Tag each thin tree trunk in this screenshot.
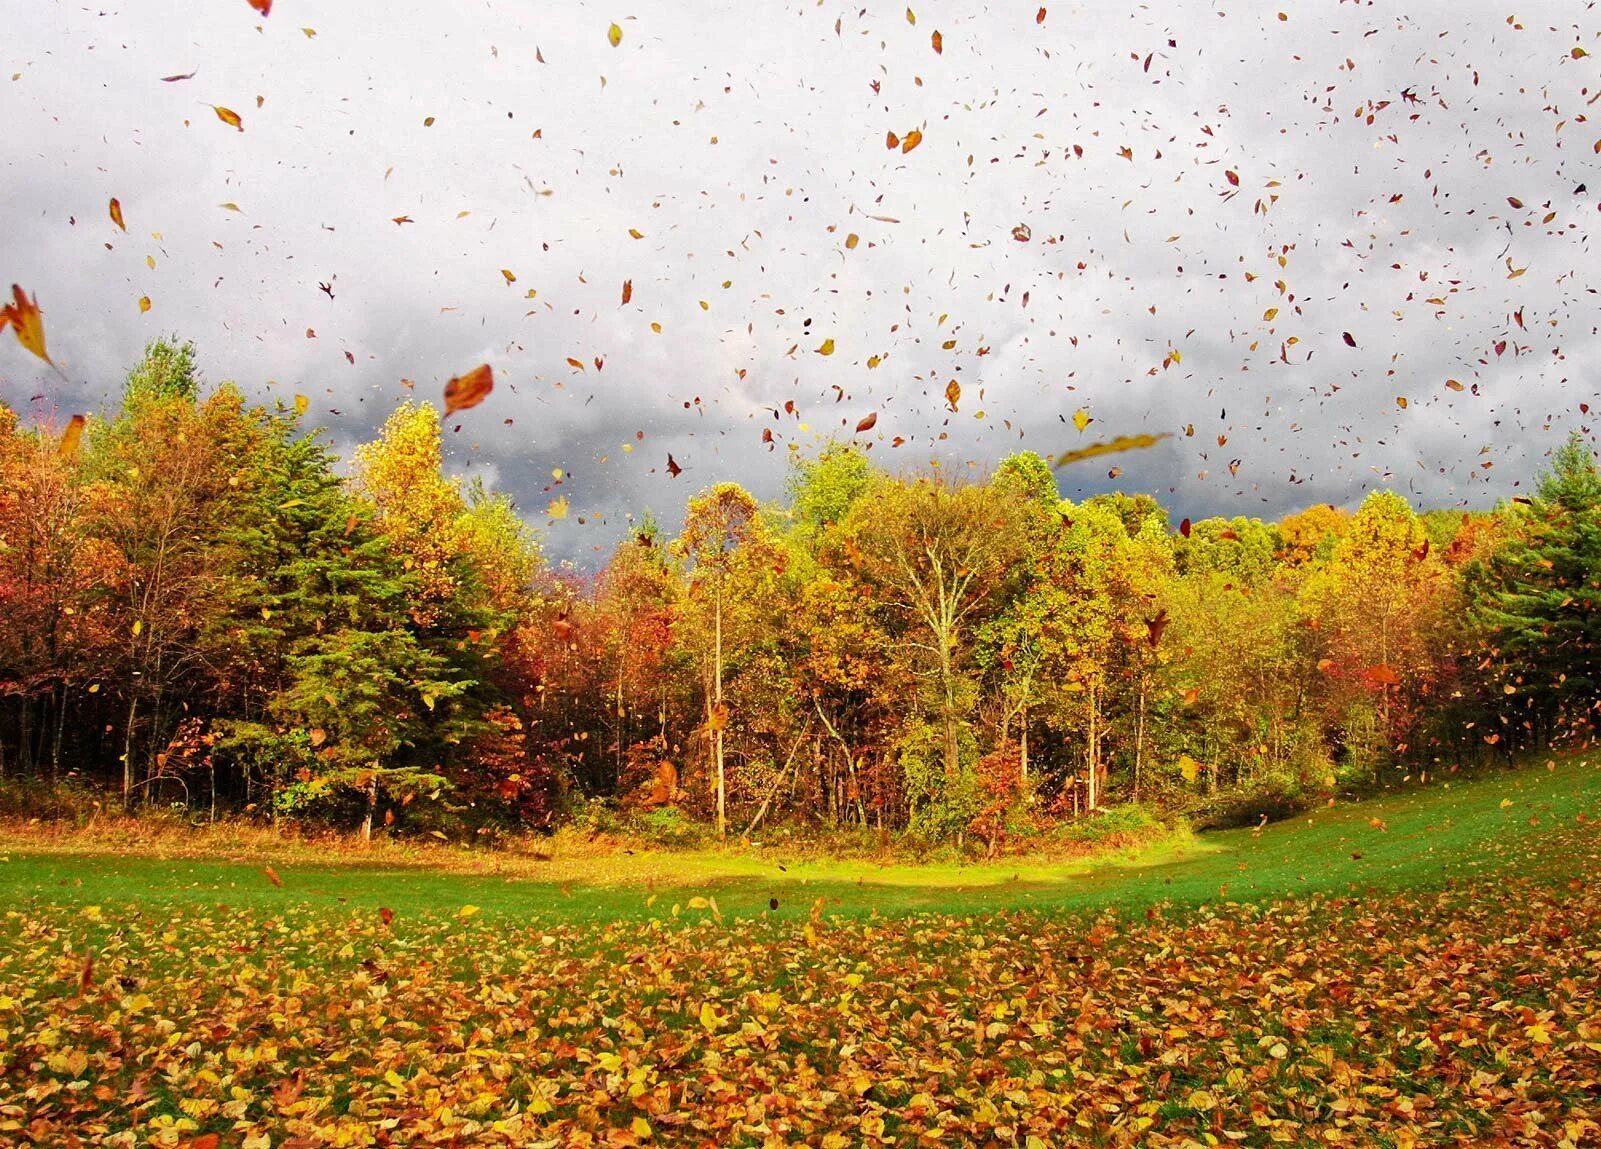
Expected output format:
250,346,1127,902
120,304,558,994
360,777,377,843
122,694,139,807
713,581,726,840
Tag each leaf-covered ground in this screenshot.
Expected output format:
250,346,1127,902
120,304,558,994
3,763,1601,1147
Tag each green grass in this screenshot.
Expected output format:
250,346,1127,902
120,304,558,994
3,754,1595,924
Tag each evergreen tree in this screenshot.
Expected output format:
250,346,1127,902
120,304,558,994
1470,433,1601,747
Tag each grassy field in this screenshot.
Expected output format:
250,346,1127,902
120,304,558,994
2,756,1595,923
3,757,1599,1146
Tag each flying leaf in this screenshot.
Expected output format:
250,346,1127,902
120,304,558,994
901,128,923,153
608,22,623,47
58,415,86,459
263,866,283,888
212,105,244,131
666,453,682,477
931,30,943,54
945,379,961,412
816,338,835,355
138,296,151,313
1,284,52,364
1052,433,1171,469
621,278,633,304
109,198,126,231
246,0,271,14
1072,408,1091,432
1342,331,1357,347
500,269,516,284
442,364,494,415
855,412,878,433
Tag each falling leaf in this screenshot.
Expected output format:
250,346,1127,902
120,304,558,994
263,866,283,888
109,197,126,231
816,338,835,356
58,415,86,459
442,364,494,416
844,233,859,250
1342,331,1357,347
945,379,961,412
160,70,197,83
855,412,878,433
901,129,923,153
457,905,481,920
1178,755,1202,783
621,278,633,304
138,296,151,314
378,906,394,926
246,0,271,14
1052,433,1171,469
1,284,52,365
666,454,682,477
1072,408,1091,433
608,22,623,47
931,30,943,54
211,105,243,131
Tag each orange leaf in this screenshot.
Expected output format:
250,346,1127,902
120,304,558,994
263,866,283,888
109,197,126,232
931,29,943,53
621,278,633,304
246,0,271,14
442,363,494,415
901,128,923,153
2,284,53,365
855,411,878,433
945,378,961,412
58,415,85,459
212,105,244,131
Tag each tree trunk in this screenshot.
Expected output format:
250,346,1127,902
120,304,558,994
360,777,377,843
1133,676,1146,803
122,694,139,807
713,581,726,840
1019,701,1029,785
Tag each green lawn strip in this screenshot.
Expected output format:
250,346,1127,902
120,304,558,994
0,755,1595,929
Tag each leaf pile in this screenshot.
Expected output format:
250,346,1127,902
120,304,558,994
3,819,1600,1147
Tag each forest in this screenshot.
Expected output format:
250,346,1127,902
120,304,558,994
0,339,1596,850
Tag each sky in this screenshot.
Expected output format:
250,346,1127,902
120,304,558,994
2,0,1596,566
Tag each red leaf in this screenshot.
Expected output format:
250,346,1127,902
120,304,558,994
855,412,878,433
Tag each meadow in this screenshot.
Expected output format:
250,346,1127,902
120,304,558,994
3,756,1598,1147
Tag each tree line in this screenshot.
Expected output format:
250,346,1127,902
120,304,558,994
0,341,1596,844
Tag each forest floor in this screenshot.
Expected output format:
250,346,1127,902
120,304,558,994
3,754,1599,1146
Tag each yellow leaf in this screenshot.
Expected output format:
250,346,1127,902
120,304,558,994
699,1001,722,1031
212,105,244,131
294,393,310,416
138,295,152,313
1178,754,1201,783
632,1117,652,1138
457,904,481,919
608,22,623,47
1072,408,1091,432
501,268,516,284
816,337,835,355
1263,307,1279,321
1052,433,1170,468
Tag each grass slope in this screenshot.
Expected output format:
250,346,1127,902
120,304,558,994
2,755,1595,923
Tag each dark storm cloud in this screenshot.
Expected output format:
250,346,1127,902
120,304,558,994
2,0,1594,565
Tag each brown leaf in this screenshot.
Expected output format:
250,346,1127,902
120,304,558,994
855,412,878,433
109,198,126,232
621,278,633,304
263,866,283,888
666,453,682,477
442,364,494,415
945,378,961,412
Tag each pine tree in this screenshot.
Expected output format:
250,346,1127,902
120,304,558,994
1471,433,1601,747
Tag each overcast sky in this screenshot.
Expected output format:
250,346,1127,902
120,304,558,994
3,1,1596,565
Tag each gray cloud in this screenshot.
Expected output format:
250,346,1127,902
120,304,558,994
2,0,1594,564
